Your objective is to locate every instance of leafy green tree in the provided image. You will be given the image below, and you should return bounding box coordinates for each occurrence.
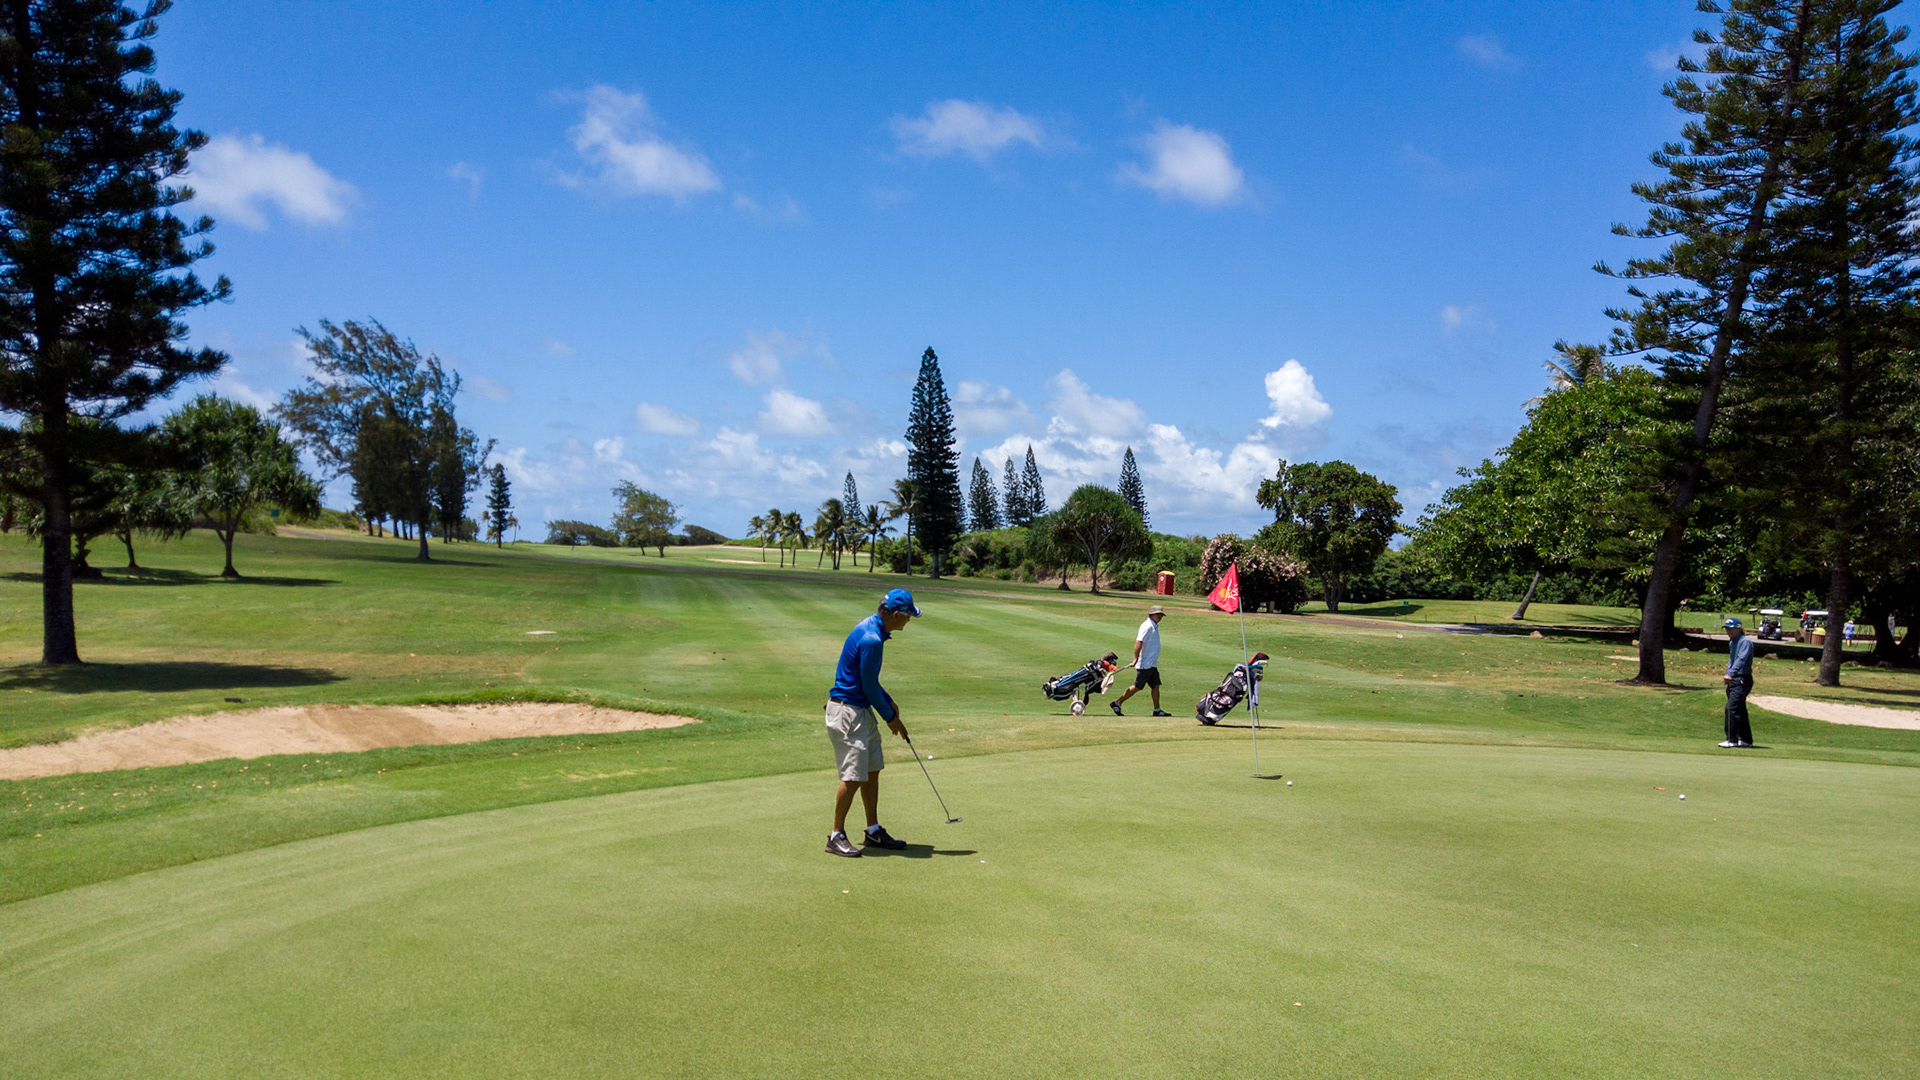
[781,509,804,567]
[484,463,512,547]
[1117,447,1149,528]
[1255,460,1400,612]
[105,453,191,570]
[0,0,228,661]
[1049,484,1151,595]
[1604,0,1819,683]
[968,456,1001,532]
[1415,367,1682,619]
[277,319,482,562]
[611,481,678,556]
[163,396,321,578]
[1025,512,1076,590]
[1022,445,1047,518]
[905,347,963,576]
[544,519,617,547]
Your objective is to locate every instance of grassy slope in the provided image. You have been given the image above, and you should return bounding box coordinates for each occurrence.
[5,530,1920,903]
[2,740,1913,1078]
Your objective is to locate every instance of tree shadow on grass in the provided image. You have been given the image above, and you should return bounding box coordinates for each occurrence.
[3,569,336,587]
[859,845,978,859]
[1323,602,1425,618]
[0,661,343,695]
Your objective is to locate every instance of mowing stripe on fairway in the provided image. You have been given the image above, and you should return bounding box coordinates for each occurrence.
[2,739,1913,1079]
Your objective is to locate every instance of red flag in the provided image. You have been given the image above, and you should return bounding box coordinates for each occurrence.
[1208,563,1242,614]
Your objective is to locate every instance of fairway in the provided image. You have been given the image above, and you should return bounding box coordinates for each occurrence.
[5,531,1920,1077]
[3,739,1914,1078]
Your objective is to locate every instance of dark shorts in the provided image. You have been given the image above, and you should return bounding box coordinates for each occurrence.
[1134,666,1161,689]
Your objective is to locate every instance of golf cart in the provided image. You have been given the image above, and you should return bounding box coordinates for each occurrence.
[1750,608,1786,641]
[1799,609,1829,645]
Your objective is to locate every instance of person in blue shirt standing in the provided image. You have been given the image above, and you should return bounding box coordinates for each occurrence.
[1721,617,1755,748]
[823,588,920,857]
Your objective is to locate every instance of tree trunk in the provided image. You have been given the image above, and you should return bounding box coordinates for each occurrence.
[120,530,139,570]
[219,528,240,578]
[417,526,431,562]
[40,486,80,665]
[1325,577,1342,613]
[1510,569,1543,620]
[1636,0,1812,686]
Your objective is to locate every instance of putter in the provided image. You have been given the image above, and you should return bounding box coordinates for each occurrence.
[903,735,961,823]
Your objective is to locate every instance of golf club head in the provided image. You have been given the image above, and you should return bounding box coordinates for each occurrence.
[946,816,962,824]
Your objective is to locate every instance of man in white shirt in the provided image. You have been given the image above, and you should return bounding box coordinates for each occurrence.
[1110,605,1170,717]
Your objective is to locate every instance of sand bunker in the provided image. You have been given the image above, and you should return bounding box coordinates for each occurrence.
[1751,695,1920,731]
[0,703,701,780]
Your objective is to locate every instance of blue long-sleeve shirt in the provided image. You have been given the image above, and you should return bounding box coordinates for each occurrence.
[830,613,897,721]
[1726,634,1755,680]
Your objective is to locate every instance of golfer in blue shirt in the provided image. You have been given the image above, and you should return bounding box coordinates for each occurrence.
[823,588,919,857]
[1721,618,1755,748]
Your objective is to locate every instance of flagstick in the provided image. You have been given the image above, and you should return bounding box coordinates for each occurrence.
[1238,604,1260,777]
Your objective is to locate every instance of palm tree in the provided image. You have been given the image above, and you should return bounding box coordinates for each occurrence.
[863,503,892,572]
[885,478,919,577]
[1530,343,1611,405]
[815,498,849,569]
[750,513,769,562]
[782,510,805,567]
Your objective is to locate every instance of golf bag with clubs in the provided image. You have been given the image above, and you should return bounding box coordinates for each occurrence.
[1043,652,1121,716]
[1196,653,1268,725]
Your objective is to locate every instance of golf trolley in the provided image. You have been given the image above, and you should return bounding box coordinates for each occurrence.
[1197,653,1268,725]
[1043,652,1121,715]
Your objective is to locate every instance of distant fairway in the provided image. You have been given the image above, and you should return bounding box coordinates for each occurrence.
[3,530,1919,1076]
[3,740,1914,1078]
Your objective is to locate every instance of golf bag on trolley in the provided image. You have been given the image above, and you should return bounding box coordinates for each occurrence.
[1043,652,1121,715]
[1197,653,1268,725]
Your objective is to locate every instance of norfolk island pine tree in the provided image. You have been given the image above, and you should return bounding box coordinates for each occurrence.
[905,347,963,577]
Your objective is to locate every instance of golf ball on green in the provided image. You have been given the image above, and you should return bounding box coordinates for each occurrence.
[1286,780,1293,786]
[1679,794,1686,800]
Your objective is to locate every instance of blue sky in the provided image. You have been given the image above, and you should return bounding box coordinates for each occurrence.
[153,1,1732,538]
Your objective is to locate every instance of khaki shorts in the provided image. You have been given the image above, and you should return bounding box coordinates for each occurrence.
[824,700,885,782]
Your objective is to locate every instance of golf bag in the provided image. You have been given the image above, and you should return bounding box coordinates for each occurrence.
[1043,652,1121,716]
[1197,653,1268,725]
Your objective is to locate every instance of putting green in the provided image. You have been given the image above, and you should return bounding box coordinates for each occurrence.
[3,739,1913,1078]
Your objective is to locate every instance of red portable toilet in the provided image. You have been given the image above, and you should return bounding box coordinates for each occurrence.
[1156,571,1176,596]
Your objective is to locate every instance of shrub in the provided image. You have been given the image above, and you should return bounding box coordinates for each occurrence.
[1198,535,1309,613]
[545,519,619,547]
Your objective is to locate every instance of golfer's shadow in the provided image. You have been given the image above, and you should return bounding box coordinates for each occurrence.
[862,845,978,859]
[1206,722,1279,730]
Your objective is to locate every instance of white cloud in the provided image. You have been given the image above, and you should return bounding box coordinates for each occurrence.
[758,388,831,437]
[542,339,576,358]
[447,161,484,199]
[1259,360,1332,429]
[1440,304,1496,334]
[635,401,699,436]
[184,134,354,230]
[891,100,1046,161]
[724,330,828,385]
[665,427,829,497]
[973,362,1332,528]
[206,371,277,411]
[561,85,720,200]
[1456,34,1515,68]
[951,381,1033,439]
[1117,122,1246,207]
[467,374,513,402]
[732,193,808,223]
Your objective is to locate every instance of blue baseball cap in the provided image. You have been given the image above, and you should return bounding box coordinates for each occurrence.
[1723,617,1743,629]
[882,588,921,617]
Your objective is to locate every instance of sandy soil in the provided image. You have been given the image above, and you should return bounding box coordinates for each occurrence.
[1750,694,1920,731]
[0,703,701,780]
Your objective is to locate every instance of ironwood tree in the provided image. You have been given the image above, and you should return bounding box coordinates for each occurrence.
[1117,446,1149,529]
[0,0,228,662]
[968,456,1001,532]
[904,347,962,576]
[1605,0,1818,683]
